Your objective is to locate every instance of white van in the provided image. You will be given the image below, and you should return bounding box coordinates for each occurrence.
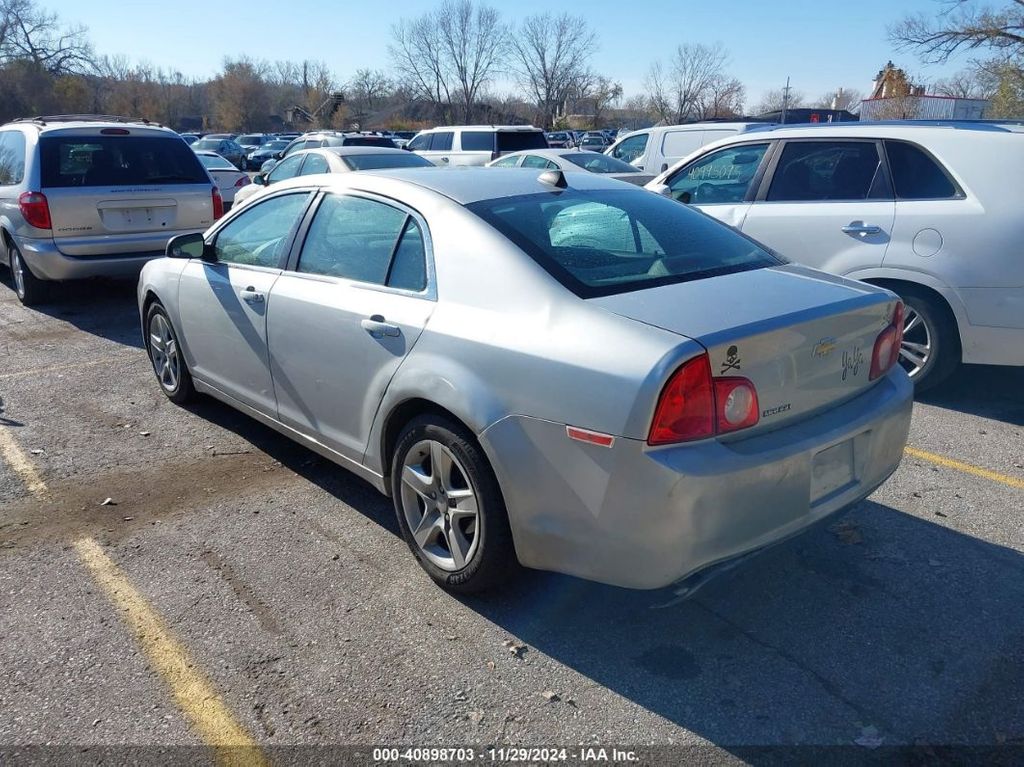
[408,126,548,167]
[607,122,770,174]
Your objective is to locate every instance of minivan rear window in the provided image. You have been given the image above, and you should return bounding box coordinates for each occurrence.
[461,131,495,151]
[496,131,548,153]
[40,136,208,188]
[468,189,780,298]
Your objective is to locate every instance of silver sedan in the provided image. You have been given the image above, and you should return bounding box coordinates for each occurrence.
[138,168,912,593]
[487,148,655,185]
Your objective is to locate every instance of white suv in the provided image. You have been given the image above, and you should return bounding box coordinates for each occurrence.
[408,126,548,166]
[0,115,221,305]
[647,122,1024,389]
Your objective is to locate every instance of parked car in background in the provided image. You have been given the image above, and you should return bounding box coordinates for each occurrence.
[487,148,654,185]
[194,151,250,211]
[261,132,399,174]
[545,131,575,148]
[389,130,417,148]
[647,121,1024,389]
[235,133,272,169]
[180,133,200,145]
[140,167,911,594]
[248,139,291,171]
[202,133,236,141]
[0,115,221,306]
[579,132,611,152]
[408,125,548,166]
[234,146,432,208]
[608,122,771,174]
[191,137,245,168]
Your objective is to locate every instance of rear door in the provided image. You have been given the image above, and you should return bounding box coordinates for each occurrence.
[739,139,895,274]
[457,130,495,166]
[416,131,454,166]
[267,192,435,462]
[177,191,312,414]
[39,130,215,255]
[665,141,773,229]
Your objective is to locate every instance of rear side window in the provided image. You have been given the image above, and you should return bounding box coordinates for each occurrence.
[767,141,883,202]
[884,140,959,199]
[468,188,780,298]
[429,132,453,151]
[300,153,330,175]
[40,136,208,188]
[496,131,547,152]
[0,130,26,185]
[460,131,494,151]
[297,194,427,291]
[611,133,648,163]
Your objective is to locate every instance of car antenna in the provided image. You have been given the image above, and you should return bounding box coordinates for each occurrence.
[539,169,567,189]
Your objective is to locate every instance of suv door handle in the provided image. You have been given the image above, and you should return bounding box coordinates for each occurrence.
[841,222,882,236]
[240,287,265,304]
[361,315,401,338]
[440,156,449,163]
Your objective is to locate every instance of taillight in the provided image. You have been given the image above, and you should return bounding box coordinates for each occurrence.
[648,353,761,446]
[234,176,249,188]
[715,378,759,434]
[212,187,224,220]
[869,301,904,380]
[18,192,51,230]
[648,355,715,445]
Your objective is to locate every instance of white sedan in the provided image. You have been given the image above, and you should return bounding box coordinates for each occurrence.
[487,148,655,185]
[195,151,250,210]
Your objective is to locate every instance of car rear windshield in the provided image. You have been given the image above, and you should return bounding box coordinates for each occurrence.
[496,131,548,152]
[341,153,433,170]
[40,136,209,188]
[467,189,780,298]
[562,153,639,174]
[343,136,397,148]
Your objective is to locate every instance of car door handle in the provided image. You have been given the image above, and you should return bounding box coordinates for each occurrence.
[240,287,265,304]
[361,315,401,338]
[440,157,449,163]
[841,222,882,236]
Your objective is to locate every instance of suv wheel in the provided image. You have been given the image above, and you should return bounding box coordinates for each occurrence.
[9,243,49,306]
[897,288,959,392]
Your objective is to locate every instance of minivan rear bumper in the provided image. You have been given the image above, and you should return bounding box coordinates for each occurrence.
[15,236,164,280]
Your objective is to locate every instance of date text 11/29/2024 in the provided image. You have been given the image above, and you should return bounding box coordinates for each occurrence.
[372,746,640,762]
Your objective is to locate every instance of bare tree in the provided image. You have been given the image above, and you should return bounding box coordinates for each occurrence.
[0,0,92,75]
[348,68,392,112]
[208,57,272,132]
[933,68,991,97]
[754,87,805,115]
[644,43,739,123]
[812,87,863,110]
[509,13,596,128]
[890,0,1024,64]
[567,71,622,126]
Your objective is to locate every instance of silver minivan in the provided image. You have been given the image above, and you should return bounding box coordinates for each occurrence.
[0,116,221,305]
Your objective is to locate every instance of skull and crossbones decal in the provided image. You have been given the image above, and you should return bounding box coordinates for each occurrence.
[720,345,741,374]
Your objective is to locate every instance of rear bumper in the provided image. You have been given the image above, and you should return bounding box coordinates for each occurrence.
[480,367,913,589]
[15,236,163,280]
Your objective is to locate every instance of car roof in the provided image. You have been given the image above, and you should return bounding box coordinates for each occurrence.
[419,125,541,132]
[270,165,628,204]
[323,146,416,156]
[691,120,1024,145]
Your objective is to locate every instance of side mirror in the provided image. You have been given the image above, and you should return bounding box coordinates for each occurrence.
[252,174,266,186]
[273,152,283,159]
[166,232,206,259]
[648,182,672,198]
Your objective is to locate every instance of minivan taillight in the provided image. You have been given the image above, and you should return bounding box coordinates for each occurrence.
[869,301,905,380]
[18,192,51,230]
[648,353,761,446]
[212,187,224,220]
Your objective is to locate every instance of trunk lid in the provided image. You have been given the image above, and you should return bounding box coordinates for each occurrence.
[591,264,898,433]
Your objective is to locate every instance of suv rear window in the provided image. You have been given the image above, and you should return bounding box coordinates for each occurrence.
[884,140,959,199]
[468,189,780,298]
[496,131,548,153]
[461,131,495,151]
[40,136,208,188]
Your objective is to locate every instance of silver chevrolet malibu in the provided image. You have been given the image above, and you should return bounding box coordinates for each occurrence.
[138,168,913,593]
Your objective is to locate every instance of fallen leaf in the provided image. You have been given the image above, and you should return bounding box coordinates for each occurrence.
[446,634,458,641]
[122,516,134,522]
[468,710,484,724]
[855,725,883,749]
[139,431,151,437]
[486,660,495,671]
[100,498,116,506]
[830,521,862,545]
[502,640,527,658]
[29,449,44,455]
[541,691,560,703]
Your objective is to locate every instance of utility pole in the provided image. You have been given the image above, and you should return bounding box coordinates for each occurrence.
[781,76,791,124]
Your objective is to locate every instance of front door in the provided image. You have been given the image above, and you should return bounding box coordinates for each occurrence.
[267,192,435,462]
[738,139,895,274]
[667,141,773,229]
[177,191,311,413]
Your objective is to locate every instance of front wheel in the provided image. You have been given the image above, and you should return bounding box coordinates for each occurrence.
[145,302,195,404]
[9,243,49,306]
[897,289,959,392]
[391,416,517,593]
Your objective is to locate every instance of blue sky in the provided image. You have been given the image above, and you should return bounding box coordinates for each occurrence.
[47,0,966,105]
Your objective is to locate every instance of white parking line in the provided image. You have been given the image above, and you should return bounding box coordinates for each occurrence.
[0,425,47,496]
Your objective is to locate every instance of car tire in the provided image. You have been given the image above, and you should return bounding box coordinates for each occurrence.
[9,242,49,307]
[896,288,959,393]
[391,415,517,593]
[145,302,196,405]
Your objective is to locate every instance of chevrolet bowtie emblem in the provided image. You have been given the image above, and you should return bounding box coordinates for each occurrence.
[813,338,837,358]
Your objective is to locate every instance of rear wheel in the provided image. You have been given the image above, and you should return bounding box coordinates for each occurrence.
[896,288,959,392]
[145,302,195,404]
[391,415,517,593]
[9,242,49,307]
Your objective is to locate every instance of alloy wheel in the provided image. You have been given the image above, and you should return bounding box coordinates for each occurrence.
[399,440,480,572]
[149,313,180,392]
[899,305,932,379]
[11,250,25,298]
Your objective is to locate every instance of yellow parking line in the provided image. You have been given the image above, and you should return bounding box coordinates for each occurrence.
[74,538,267,767]
[0,425,47,496]
[905,446,1024,490]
